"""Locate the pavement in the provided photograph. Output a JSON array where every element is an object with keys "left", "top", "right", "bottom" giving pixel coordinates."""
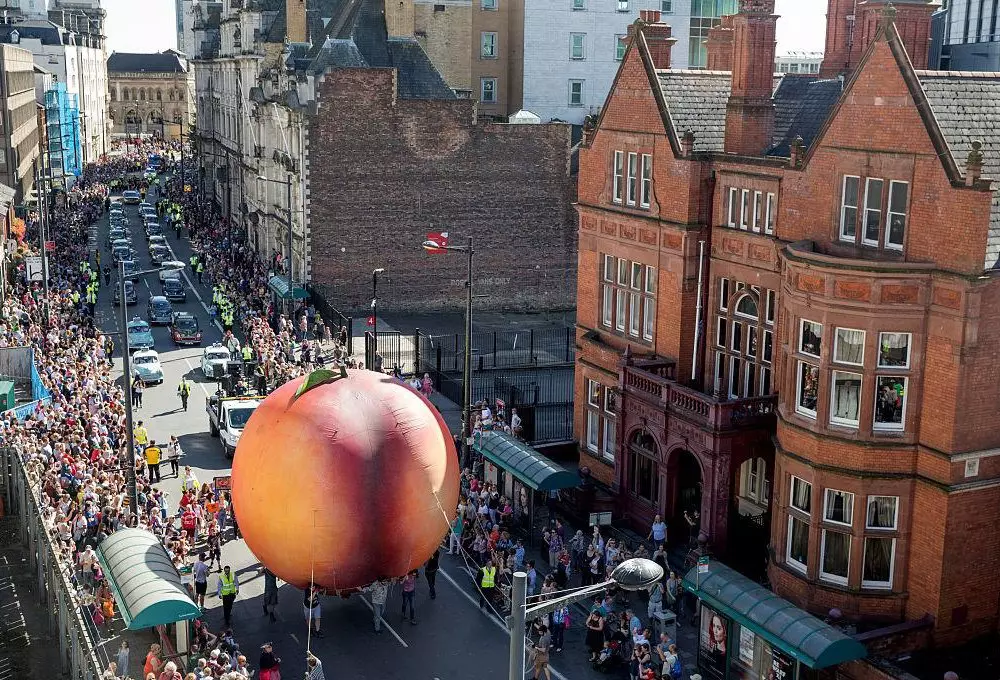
[{"left": 87, "top": 179, "right": 668, "bottom": 680}]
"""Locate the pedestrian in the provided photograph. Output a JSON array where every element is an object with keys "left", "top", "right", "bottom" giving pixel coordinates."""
[
  {"left": 365, "top": 578, "right": 389, "bottom": 633},
  {"left": 143, "top": 643, "right": 162, "bottom": 678},
  {"left": 532, "top": 624, "right": 552, "bottom": 680},
  {"left": 217, "top": 565, "right": 239, "bottom": 627},
  {"left": 193, "top": 552, "right": 209, "bottom": 608},
  {"left": 478, "top": 559, "right": 497, "bottom": 611},
  {"left": 400, "top": 569, "right": 418, "bottom": 624},
  {"left": 177, "top": 377, "right": 191, "bottom": 411},
  {"left": 424, "top": 549, "right": 439, "bottom": 599},
  {"left": 115, "top": 640, "right": 130, "bottom": 679},
  {"left": 131, "top": 374, "right": 143, "bottom": 408},
  {"left": 304, "top": 584, "right": 323, "bottom": 637},
  {"left": 262, "top": 567, "right": 278, "bottom": 622},
  {"left": 144, "top": 441, "right": 161, "bottom": 483},
  {"left": 550, "top": 604, "right": 568, "bottom": 653},
  {"left": 257, "top": 643, "right": 281, "bottom": 680},
  {"left": 165, "top": 436, "right": 182, "bottom": 477},
  {"left": 648, "top": 514, "right": 667, "bottom": 550},
  {"left": 306, "top": 652, "right": 325, "bottom": 680}
]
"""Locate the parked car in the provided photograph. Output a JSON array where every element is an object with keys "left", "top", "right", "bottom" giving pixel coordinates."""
[
  {"left": 162, "top": 277, "right": 187, "bottom": 302},
  {"left": 170, "top": 312, "right": 202, "bottom": 345},
  {"left": 107, "top": 228, "right": 128, "bottom": 247},
  {"left": 146, "top": 295, "right": 173, "bottom": 325},
  {"left": 145, "top": 222, "right": 163, "bottom": 237},
  {"left": 122, "top": 190, "right": 141, "bottom": 204},
  {"left": 131, "top": 349, "right": 164, "bottom": 385},
  {"left": 121, "top": 260, "right": 139, "bottom": 281},
  {"left": 150, "top": 245, "right": 171, "bottom": 265},
  {"left": 126, "top": 318, "right": 155, "bottom": 351},
  {"left": 114, "top": 280, "right": 138, "bottom": 306},
  {"left": 112, "top": 245, "right": 133, "bottom": 263}
]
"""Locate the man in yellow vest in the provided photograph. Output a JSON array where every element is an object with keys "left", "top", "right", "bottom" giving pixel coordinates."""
[
  {"left": 177, "top": 377, "right": 191, "bottom": 411},
  {"left": 144, "top": 440, "right": 162, "bottom": 482},
  {"left": 478, "top": 559, "right": 496, "bottom": 610},
  {"left": 216, "top": 565, "right": 240, "bottom": 627},
  {"left": 134, "top": 420, "right": 149, "bottom": 457}
]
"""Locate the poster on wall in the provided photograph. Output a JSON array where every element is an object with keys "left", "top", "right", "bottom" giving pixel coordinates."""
[
  {"left": 699, "top": 605, "right": 730, "bottom": 680},
  {"left": 738, "top": 626, "right": 755, "bottom": 667},
  {"left": 768, "top": 648, "right": 795, "bottom": 680}
]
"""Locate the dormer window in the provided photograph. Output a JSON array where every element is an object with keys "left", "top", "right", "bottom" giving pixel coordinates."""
[{"left": 10, "top": 29, "right": 19, "bottom": 44}]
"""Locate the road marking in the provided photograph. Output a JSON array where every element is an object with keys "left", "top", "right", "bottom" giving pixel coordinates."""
[
  {"left": 356, "top": 595, "right": 408, "bottom": 648},
  {"left": 437, "top": 566, "right": 568, "bottom": 680},
  {"left": 183, "top": 357, "right": 212, "bottom": 397}
]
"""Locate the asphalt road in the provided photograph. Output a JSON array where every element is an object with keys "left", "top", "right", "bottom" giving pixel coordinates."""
[{"left": 91, "top": 181, "right": 604, "bottom": 680}]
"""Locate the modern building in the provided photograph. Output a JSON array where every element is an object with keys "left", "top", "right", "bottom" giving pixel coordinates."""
[
  {"left": 775, "top": 50, "right": 822, "bottom": 74},
  {"left": 175, "top": 0, "right": 197, "bottom": 57},
  {"left": 43, "top": 81, "right": 81, "bottom": 184},
  {"left": 0, "top": 44, "right": 41, "bottom": 199},
  {"left": 107, "top": 51, "right": 195, "bottom": 139},
  {"left": 575, "top": 0, "right": 1000, "bottom": 662},
  {"left": 191, "top": 0, "right": 578, "bottom": 314},
  {"left": 929, "top": 0, "right": 1000, "bottom": 70}
]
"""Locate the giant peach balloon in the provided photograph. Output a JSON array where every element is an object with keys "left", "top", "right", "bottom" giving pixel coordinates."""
[{"left": 231, "top": 369, "right": 459, "bottom": 590}]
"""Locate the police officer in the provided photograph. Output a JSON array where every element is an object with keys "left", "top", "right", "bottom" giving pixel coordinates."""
[
  {"left": 241, "top": 344, "right": 252, "bottom": 362},
  {"left": 177, "top": 377, "right": 191, "bottom": 412},
  {"left": 196, "top": 259, "right": 204, "bottom": 284}
]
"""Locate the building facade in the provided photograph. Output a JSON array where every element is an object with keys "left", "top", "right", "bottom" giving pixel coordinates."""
[
  {"left": 929, "top": 0, "right": 1000, "bottom": 70},
  {"left": 107, "top": 51, "right": 195, "bottom": 139},
  {"left": 775, "top": 50, "right": 822, "bottom": 74},
  {"left": 576, "top": 0, "right": 1000, "bottom": 652},
  {"left": 176, "top": 0, "right": 198, "bottom": 57},
  {"left": 0, "top": 44, "right": 41, "bottom": 199}
]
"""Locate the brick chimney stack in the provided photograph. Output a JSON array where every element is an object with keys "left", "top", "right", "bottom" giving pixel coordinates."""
[
  {"left": 819, "top": 0, "right": 857, "bottom": 78},
  {"left": 706, "top": 14, "right": 735, "bottom": 71},
  {"left": 633, "top": 11, "right": 678, "bottom": 70},
  {"left": 820, "top": 0, "right": 938, "bottom": 77},
  {"left": 286, "top": 0, "right": 307, "bottom": 43},
  {"left": 724, "top": 0, "right": 778, "bottom": 157}
]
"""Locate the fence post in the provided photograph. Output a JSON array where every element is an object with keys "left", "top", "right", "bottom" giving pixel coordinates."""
[
  {"left": 414, "top": 328, "right": 421, "bottom": 375},
  {"left": 346, "top": 316, "right": 354, "bottom": 356}
]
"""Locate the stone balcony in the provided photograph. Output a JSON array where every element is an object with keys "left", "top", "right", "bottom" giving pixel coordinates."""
[{"left": 622, "top": 357, "right": 777, "bottom": 432}]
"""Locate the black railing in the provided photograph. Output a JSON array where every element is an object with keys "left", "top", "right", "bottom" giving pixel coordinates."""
[{"left": 417, "top": 327, "right": 575, "bottom": 372}]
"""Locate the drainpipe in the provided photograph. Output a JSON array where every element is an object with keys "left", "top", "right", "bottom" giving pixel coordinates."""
[{"left": 691, "top": 240, "right": 705, "bottom": 383}]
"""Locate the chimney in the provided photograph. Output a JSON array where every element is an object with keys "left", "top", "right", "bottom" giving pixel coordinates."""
[
  {"left": 636, "top": 11, "right": 677, "bottom": 70},
  {"left": 819, "top": 0, "right": 858, "bottom": 77},
  {"left": 285, "top": 0, "right": 306, "bottom": 43},
  {"left": 706, "top": 14, "right": 735, "bottom": 71},
  {"left": 681, "top": 130, "right": 695, "bottom": 157},
  {"left": 789, "top": 135, "right": 805, "bottom": 168},
  {"left": 853, "top": 0, "right": 937, "bottom": 70},
  {"left": 724, "top": 0, "right": 778, "bottom": 157}
]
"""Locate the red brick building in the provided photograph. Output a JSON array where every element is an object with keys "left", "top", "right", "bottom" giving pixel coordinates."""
[{"left": 574, "top": 0, "right": 1000, "bottom": 645}]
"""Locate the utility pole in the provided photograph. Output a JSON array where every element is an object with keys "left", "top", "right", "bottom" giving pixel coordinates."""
[
  {"left": 119, "top": 258, "right": 139, "bottom": 514},
  {"left": 462, "top": 236, "right": 474, "bottom": 464},
  {"left": 372, "top": 268, "right": 385, "bottom": 359}
]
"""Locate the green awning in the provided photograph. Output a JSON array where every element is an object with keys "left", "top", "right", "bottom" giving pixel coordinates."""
[
  {"left": 96, "top": 529, "right": 200, "bottom": 630},
  {"left": 683, "top": 562, "right": 866, "bottom": 669},
  {"left": 473, "top": 431, "right": 579, "bottom": 492},
  {"left": 267, "top": 275, "right": 309, "bottom": 300}
]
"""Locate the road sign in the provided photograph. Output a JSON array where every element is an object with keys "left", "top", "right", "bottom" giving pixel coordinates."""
[
  {"left": 697, "top": 555, "right": 710, "bottom": 574},
  {"left": 25, "top": 256, "right": 43, "bottom": 282},
  {"left": 44, "top": 240, "right": 55, "bottom": 252}
]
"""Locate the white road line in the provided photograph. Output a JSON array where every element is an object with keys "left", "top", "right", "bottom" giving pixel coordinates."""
[
  {"left": 182, "top": 358, "right": 211, "bottom": 397},
  {"left": 356, "top": 595, "right": 408, "bottom": 648},
  {"left": 437, "top": 566, "right": 568, "bottom": 680}
]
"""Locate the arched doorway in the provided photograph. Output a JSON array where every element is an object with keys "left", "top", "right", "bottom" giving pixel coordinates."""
[
  {"left": 627, "top": 430, "right": 660, "bottom": 509},
  {"left": 668, "top": 450, "right": 703, "bottom": 548}
]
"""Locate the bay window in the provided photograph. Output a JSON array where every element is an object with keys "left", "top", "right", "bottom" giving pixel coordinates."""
[
  {"left": 830, "top": 371, "right": 862, "bottom": 428},
  {"left": 824, "top": 488, "right": 854, "bottom": 525},
  {"left": 585, "top": 380, "right": 617, "bottom": 463},
  {"left": 800, "top": 319, "right": 822, "bottom": 357},
  {"left": 833, "top": 327, "right": 865, "bottom": 365},
  {"left": 840, "top": 174, "right": 908, "bottom": 251},
  {"left": 874, "top": 376, "right": 906, "bottom": 430},
  {"left": 796, "top": 362, "right": 819, "bottom": 417},
  {"left": 878, "top": 332, "right": 910, "bottom": 368}
]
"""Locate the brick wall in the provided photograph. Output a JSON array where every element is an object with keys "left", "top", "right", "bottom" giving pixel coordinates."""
[
  {"left": 414, "top": 1, "right": 473, "bottom": 92},
  {"left": 305, "top": 67, "right": 577, "bottom": 315}
]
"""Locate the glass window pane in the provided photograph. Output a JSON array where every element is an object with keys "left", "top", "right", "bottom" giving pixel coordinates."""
[
  {"left": 735, "top": 295, "right": 758, "bottom": 318},
  {"left": 864, "top": 178, "right": 883, "bottom": 243},
  {"left": 874, "top": 376, "right": 906, "bottom": 430},
  {"left": 587, "top": 379, "right": 600, "bottom": 407},
  {"left": 878, "top": 332, "right": 910, "bottom": 368},
  {"left": 791, "top": 477, "right": 811, "bottom": 512},
  {"left": 747, "top": 326, "right": 758, "bottom": 358},
  {"left": 629, "top": 292, "right": 641, "bottom": 336},
  {"left": 602, "top": 417, "right": 616, "bottom": 461},
  {"left": 603, "top": 254, "right": 615, "bottom": 281},
  {"left": 800, "top": 320, "right": 822, "bottom": 357},
  {"left": 863, "top": 537, "right": 894, "bottom": 587},
  {"left": 618, "top": 259, "right": 628, "bottom": 285},
  {"left": 824, "top": 489, "right": 855, "bottom": 525},
  {"left": 601, "top": 285, "right": 612, "bottom": 326},
  {"left": 797, "top": 362, "right": 819, "bottom": 416},
  {"left": 645, "top": 266, "right": 656, "bottom": 295},
  {"left": 719, "top": 278, "right": 730, "bottom": 311},
  {"left": 866, "top": 496, "right": 898, "bottom": 529},
  {"left": 763, "top": 330, "right": 773, "bottom": 363},
  {"left": 586, "top": 410, "right": 599, "bottom": 451},
  {"left": 731, "top": 320, "right": 743, "bottom": 353},
  {"left": 631, "top": 262, "right": 642, "bottom": 289},
  {"left": 615, "top": 290, "right": 626, "bottom": 331},
  {"left": 830, "top": 372, "right": 862, "bottom": 427},
  {"left": 643, "top": 296, "right": 655, "bottom": 341},
  {"left": 788, "top": 516, "right": 809, "bottom": 568},
  {"left": 821, "top": 530, "right": 850, "bottom": 582},
  {"left": 716, "top": 317, "right": 727, "bottom": 348},
  {"left": 834, "top": 328, "right": 865, "bottom": 365}
]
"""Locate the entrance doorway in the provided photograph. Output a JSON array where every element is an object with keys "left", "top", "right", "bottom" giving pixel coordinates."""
[{"left": 669, "top": 450, "right": 702, "bottom": 548}]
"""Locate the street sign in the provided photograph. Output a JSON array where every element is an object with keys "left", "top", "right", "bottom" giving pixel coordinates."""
[
  {"left": 25, "top": 256, "right": 43, "bottom": 282},
  {"left": 184, "top": 185, "right": 192, "bottom": 193},
  {"left": 588, "top": 511, "right": 612, "bottom": 527},
  {"left": 44, "top": 240, "right": 55, "bottom": 252},
  {"left": 697, "top": 555, "right": 710, "bottom": 574}
]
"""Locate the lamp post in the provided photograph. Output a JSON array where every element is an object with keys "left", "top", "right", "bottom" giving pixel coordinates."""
[
  {"left": 119, "top": 261, "right": 184, "bottom": 513},
  {"left": 507, "top": 558, "right": 663, "bottom": 680},
  {"left": 422, "top": 236, "right": 474, "bottom": 464},
  {"left": 371, "top": 267, "right": 384, "bottom": 359}
]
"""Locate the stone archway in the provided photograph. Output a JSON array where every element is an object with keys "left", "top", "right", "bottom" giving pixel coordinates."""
[{"left": 666, "top": 448, "right": 704, "bottom": 549}]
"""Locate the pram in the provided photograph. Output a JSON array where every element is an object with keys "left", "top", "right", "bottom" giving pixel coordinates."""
[{"left": 593, "top": 639, "right": 625, "bottom": 673}]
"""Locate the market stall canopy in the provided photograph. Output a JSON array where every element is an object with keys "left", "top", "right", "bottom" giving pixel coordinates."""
[
  {"left": 267, "top": 275, "right": 309, "bottom": 300},
  {"left": 473, "top": 431, "right": 578, "bottom": 492},
  {"left": 96, "top": 529, "right": 200, "bottom": 630},
  {"left": 683, "top": 562, "right": 866, "bottom": 669}
]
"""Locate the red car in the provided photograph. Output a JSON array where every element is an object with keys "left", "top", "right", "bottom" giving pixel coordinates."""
[{"left": 170, "top": 312, "right": 203, "bottom": 345}]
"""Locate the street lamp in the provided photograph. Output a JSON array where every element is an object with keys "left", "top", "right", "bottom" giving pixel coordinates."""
[
  {"left": 422, "top": 236, "right": 474, "bottom": 464},
  {"left": 119, "top": 260, "right": 184, "bottom": 513},
  {"left": 256, "top": 174, "right": 295, "bottom": 287},
  {"left": 371, "top": 268, "right": 385, "bottom": 359},
  {"left": 507, "top": 558, "right": 664, "bottom": 680}
]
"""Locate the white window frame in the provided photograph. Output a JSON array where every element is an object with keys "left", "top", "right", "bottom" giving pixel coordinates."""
[
  {"left": 865, "top": 495, "right": 898, "bottom": 530},
  {"left": 586, "top": 410, "right": 599, "bottom": 452},
  {"left": 626, "top": 152, "right": 638, "bottom": 206},
  {"left": 765, "top": 289, "right": 775, "bottom": 324},
  {"left": 630, "top": 262, "right": 642, "bottom": 290},
  {"left": 885, "top": 180, "right": 908, "bottom": 250},
  {"left": 617, "top": 0, "right": 628, "bottom": 10},
  {"left": 570, "top": 33, "right": 586, "bottom": 60},
  {"left": 603, "top": 254, "right": 615, "bottom": 281},
  {"left": 799, "top": 319, "right": 822, "bottom": 358},
  {"left": 612, "top": 151, "right": 624, "bottom": 204},
  {"left": 786, "top": 515, "right": 809, "bottom": 574},
  {"left": 719, "top": 278, "right": 730, "bottom": 311},
  {"left": 601, "top": 416, "right": 616, "bottom": 462},
  {"left": 480, "top": 77, "right": 497, "bottom": 103},
  {"left": 839, "top": 175, "right": 859, "bottom": 242},
  {"left": 615, "top": 289, "right": 627, "bottom": 332},
  {"left": 833, "top": 327, "right": 866, "bottom": 367},
  {"left": 568, "top": 79, "right": 584, "bottom": 106},
  {"left": 790, "top": 476, "right": 812, "bottom": 513},
  {"left": 642, "top": 296, "right": 655, "bottom": 341},
  {"left": 819, "top": 529, "right": 850, "bottom": 586},
  {"left": 823, "top": 488, "right": 855, "bottom": 526},
  {"left": 572, "top": 0, "right": 586, "bottom": 8},
  {"left": 586, "top": 379, "right": 601, "bottom": 408},
  {"left": 796, "top": 361, "right": 819, "bottom": 419},
  {"left": 628, "top": 292, "right": 641, "bottom": 337},
  {"left": 877, "top": 332, "right": 911, "bottom": 369},
  {"left": 830, "top": 371, "right": 862, "bottom": 428},
  {"left": 645, "top": 265, "right": 656, "bottom": 295},
  {"left": 739, "top": 189, "right": 749, "bottom": 230},
  {"left": 765, "top": 192, "right": 776, "bottom": 234},
  {"left": 862, "top": 536, "right": 895, "bottom": 589},
  {"left": 873, "top": 376, "right": 907, "bottom": 431},
  {"left": 715, "top": 316, "right": 727, "bottom": 348},
  {"left": 727, "top": 188, "right": 738, "bottom": 227},
  {"left": 713, "top": 352, "right": 724, "bottom": 394},
  {"left": 601, "top": 285, "right": 613, "bottom": 327},
  {"left": 862, "top": 177, "right": 884, "bottom": 247},
  {"left": 752, "top": 190, "right": 762, "bottom": 232},
  {"left": 760, "top": 366, "right": 771, "bottom": 396},
  {"left": 639, "top": 154, "right": 652, "bottom": 208},
  {"left": 615, "top": 34, "right": 626, "bottom": 60},
  {"left": 481, "top": 31, "right": 497, "bottom": 58},
  {"left": 728, "top": 355, "right": 741, "bottom": 399}
]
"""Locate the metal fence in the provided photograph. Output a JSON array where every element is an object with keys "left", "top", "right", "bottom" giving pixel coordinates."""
[
  {"left": 418, "top": 327, "right": 575, "bottom": 372},
  {"left": 0, "top": 447, "right": 106, "bottom": 680},
  {"left": 0, "top": 347, "right": 53, "bottom": 421},
  {"left": 308, "top": 288, "right": 354, "bottom": 356}
]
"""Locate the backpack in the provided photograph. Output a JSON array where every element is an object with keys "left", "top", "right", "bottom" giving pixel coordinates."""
[{"left": 670, "top": 655, "right": 682, "bottom": 679}]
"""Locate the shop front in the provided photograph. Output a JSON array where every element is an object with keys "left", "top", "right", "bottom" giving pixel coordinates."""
[{"left": 683, "top": 562, "right": 866, "bottom": 680}]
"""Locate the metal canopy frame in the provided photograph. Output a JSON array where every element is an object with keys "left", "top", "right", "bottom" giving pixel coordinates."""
[
  {"left": 267, "top": 274, "right": 309, "bottom": 300},
  {"left": 473, "top": 431, "right": 578, "bottom": 492},
  {"left": 682, "top": 562, "right": 867, "bottom": 669}
]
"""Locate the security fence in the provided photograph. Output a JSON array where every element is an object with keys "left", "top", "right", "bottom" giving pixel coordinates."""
[{"left": 0, "top": 447, "right": 106, "bottom": 680}]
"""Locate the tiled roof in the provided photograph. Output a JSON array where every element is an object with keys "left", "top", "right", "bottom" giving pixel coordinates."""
[
  {"left": 655, "top": 70, "right": 840, "bottom": 156},
  {"left": 108, "top": 52, "right": 187, "bottom": 73},
  {"left": 385, "top": 39, "right": 455, "bottom": 100},
  {"left": 916, "top": 70, "right": 1000, "bottom": 269},
  {"left": 0, "top": 21, "right": 65, "bottom": 46}
]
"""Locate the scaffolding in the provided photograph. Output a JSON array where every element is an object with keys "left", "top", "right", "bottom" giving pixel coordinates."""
[{"left": 43, "top": 83, "right": 82, "bottom": 179}]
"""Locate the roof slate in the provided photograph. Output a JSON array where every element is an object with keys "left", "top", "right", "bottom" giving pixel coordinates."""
[
  {"left": 770, "top": 76, "right": 843, "bottom": 157},
  {"left": 108, "top": 52, "right": 187, "bottom": 73},
  {"left": 916, "top": 71, "right": 1000, "bottom": 269}
]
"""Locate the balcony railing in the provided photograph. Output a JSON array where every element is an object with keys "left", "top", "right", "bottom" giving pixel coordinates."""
[{"left": 623, "top": 360, "right": 776, "bottom": 432}]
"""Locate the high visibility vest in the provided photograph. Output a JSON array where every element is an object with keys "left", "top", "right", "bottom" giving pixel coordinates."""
[
  {"left": 71, "top": 292, "right": 80, "bottom": 304},
  {"left": 144, "top": 446, "right": 161, "bottom": 465},
  {"left": 481, "top": 566, "right": 496, "bottom": 588},
  {"left": 242, "top": 346, "right": 251, "bottom": 361},
  {"left": 135, "top": 427, "right": 149, "bottom": 445},
  {"left": 179, "top": 381, "right": 190, "bottom": 396},
  {"left": 220, "top": 573, "right": 237, "bottom": 596},
  {"left": 190, "top": 256, "right": 198, "bottom": 267}
]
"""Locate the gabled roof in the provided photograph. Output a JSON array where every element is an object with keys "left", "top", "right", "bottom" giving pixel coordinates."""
[
  {"left": 0, "top": 21, "right": 67, "bottom": 46},
  {"left": 914, "top": 71, "right": 1000, "bottom": 268},
  {"left": 655, "top": 70, "right": 840, "bottom": 156},
  {"left": 108, "top": 52, "right": 188, "bottom": 74}
]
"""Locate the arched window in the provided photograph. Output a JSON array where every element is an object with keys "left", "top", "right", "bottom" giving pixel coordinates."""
[
  {"left": 712, "top": 282, "right": 776, "bottom": 400},
  {"left": 156, "top": 89, "right": 162, "bottom": 101},
  {"left": 110, "top": 89, "right": 117, "bottom": 102},
  {"left": 627, "top": 430, "right": 659, "bottom": 505},
  {"left": 168, "top": 89, "right": 175, "bottom": 101},
  {"left": 123, "top": 89, "right": 130, "bottom": 101},
  {"left": 140, "top": 89, "right": 146, "bottom": 101}
]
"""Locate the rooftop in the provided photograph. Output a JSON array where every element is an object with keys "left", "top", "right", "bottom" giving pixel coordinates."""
[{"left": 107, "top": 51, "right": 188, "bottom": 74}]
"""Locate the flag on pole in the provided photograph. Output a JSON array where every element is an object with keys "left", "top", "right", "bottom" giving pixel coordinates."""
[{"left": 423, "top": 231, "right": 449, "bottom": 254}]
